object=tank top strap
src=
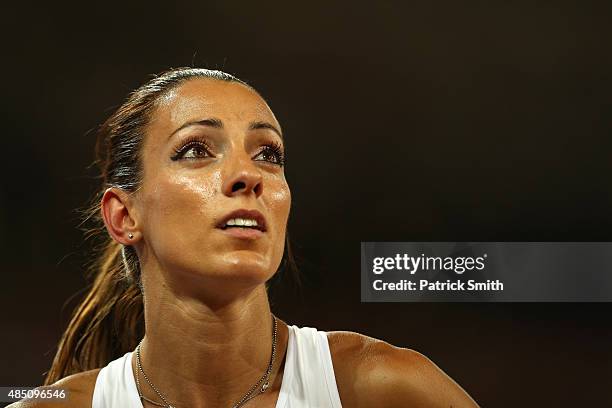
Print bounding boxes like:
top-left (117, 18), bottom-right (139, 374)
top-left (92, 351), bottom-right (143, 408)
top-left (279, 325), bottom-right (343, 408)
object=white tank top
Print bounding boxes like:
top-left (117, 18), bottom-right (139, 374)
top-left (92, 325), bottom-right (343, 407)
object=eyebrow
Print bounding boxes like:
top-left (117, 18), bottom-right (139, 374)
top-left (249, 121), bottom-right (283, 139)
top-left (168, 117), bottom-right (283, 139)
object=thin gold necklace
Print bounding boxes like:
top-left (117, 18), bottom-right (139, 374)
top-left (135, 314), bottom-right (278, 408)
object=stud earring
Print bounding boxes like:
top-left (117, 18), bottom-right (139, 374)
top-left (128, 233), bottom-right (134, 239)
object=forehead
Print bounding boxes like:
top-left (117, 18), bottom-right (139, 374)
top-left (150, 78), bottom-right (279, 133)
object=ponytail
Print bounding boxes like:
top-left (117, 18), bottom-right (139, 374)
top-left (44, 238), bottom-right (144, 384)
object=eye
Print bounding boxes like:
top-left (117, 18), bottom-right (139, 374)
top-left (171, 138), bottom-right (213, 161)
top-left (253, 142), bottom-right (286, 166)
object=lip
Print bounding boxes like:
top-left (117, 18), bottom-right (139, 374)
top-left (218, 226), bottom-right (264, 240)
top-left (215, 208), bottom-right (267, 239)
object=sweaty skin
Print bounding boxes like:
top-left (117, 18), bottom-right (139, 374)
top-left (11, 79), bottom-right (479, 408)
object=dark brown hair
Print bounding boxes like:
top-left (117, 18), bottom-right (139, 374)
top-left (44, 67), bottom-right (298, 384)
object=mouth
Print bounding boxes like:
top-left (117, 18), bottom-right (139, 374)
top-left (215, 209), bottom-right (267, 233)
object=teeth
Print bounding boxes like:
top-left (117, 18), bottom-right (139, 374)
top-left (226, 218), bottom-right (259, 227)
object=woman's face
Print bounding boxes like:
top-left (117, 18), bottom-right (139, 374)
top-left (133, 78), bottom-right (291, 294)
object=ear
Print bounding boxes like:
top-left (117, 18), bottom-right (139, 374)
top-left (100, 187), bottom-right (140, 245)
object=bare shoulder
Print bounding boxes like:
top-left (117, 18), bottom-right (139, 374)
top-left (7, 369), bottom-right (101, 408)
top-left (327, 331), bottom-right (479, 408)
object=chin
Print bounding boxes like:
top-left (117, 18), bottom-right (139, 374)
top-left (216, 252), bottom-right (275, 282)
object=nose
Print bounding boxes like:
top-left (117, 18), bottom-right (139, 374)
top-left (221, 154), bottom-right (264, 198)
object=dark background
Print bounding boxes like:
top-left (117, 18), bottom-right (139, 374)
top-left (2, 1), bottom-right (611, 407)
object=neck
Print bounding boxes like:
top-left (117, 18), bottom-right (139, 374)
top-left (134, 281), bottom-right (287, 408)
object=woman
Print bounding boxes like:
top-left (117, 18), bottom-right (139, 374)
top-left (13, 68), bottom-right (479, 407)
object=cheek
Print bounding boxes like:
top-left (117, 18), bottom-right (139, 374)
top-left (142, 171), bottom-right (221, 252)
top-left (268, 180), bottom-right (291, 234)
top-left (153, 174), bottom-right (217, 213)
